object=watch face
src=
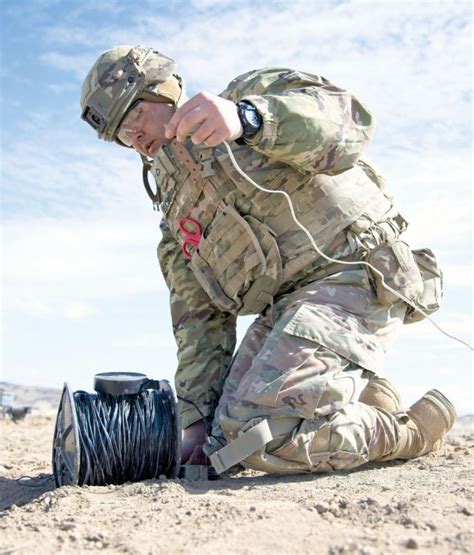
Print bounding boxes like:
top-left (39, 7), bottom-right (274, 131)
top-left (245, 105), bottom-right (261, 128)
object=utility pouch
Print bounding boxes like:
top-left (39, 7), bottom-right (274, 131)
top-left (403, 248), bottom-right (443, 324)
top-left (367, 240), bottom-right (423, 306)
top-left (190, 202), bottom-right (282, 316)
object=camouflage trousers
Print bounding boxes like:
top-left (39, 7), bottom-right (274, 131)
top-left (205, 268), bottom-right (407, 473)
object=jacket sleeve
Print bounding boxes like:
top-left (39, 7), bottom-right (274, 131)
top-left (157, 220), bottom-right (237, 430)
top-left (221, 67), bottom-right (375, 175)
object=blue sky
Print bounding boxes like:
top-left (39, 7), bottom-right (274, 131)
top-left (1, 0), bottom-right (472, 413)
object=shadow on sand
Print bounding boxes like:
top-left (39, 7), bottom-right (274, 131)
top-left (0, 459), bottom-right (409, 510)
top-left (0, 474), bottom-right (56, 511)
top-left (176, 458), bottom-right (409, 495)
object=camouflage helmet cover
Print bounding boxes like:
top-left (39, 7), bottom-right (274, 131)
top-left (80, 45), bottom-right (182, 143)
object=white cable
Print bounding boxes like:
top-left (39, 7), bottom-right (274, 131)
top-left (222, 140), bottom-right (473, 352)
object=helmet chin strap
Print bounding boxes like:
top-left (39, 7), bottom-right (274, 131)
top-left (140, 153), bottom-right (161, 209)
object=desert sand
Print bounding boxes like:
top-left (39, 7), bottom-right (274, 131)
top-left (0, 382), bottom-right (472, 555)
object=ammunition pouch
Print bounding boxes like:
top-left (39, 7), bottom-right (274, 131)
top-left (404, 248), bottom-right (443, 324)
top-left (367, 241), bottom-right (442, 323)
top-left (190, 202), bottom-right (282, 315)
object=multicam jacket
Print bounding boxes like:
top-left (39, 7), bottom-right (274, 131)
top-left (154, 68), bottom-right (404, 428)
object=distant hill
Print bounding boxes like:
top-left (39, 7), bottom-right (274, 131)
top-left (0, 382), bottom-right (61, 411)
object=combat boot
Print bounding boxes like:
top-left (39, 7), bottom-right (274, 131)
top-left (359, 375), bottom-right (401, 413)
top-left (385, 389), bottom-right (457, 460)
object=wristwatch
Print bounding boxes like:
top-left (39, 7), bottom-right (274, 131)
top-left (235, 100), bottom-right (262, 143)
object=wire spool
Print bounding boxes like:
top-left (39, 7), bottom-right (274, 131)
top-left (52, 373), bottom-right (181, 487)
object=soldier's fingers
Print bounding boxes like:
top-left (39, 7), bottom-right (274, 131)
top-left (190, 118), bottom-right (218, 145)
top-left (174, 106), bottom-right (210, 142)
top-left (165, 93), bottom-right (210, 139)
top-left (202, 130), bottom-right (226, 148)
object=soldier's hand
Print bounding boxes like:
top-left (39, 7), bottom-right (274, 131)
top-left (181, 419), bottom-right (209, 464)
top-left (165, 92), bottom-right (243, 147)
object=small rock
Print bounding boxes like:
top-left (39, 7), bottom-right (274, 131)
top-left (315, 502), bottom-right (329, 514)
top-left (86, 534), bottom-right (103, 542)
top-left (59, 522), bottom-right (76, 531)
top-left (460, 507), bottom-right (472, 516)
top-left (249, 506), bottom-right (256, 512)
top-left (329, 542), bottom-right (373, 554)
top-left (405, 538), bottom-right (419, 549)
top-left (401, 515), bottom-right (417, 528)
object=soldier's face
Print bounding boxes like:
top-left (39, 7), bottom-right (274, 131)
top-left (117, 100), bottom-right (175, 157)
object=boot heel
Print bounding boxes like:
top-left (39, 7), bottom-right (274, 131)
top-left (408, 389), bottom-right (457, 443)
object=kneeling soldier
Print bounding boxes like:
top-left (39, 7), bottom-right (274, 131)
top-left (81, 45), bottom-right (456, 474)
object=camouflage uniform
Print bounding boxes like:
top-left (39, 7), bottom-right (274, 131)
top-left (156, 68), bottom-right (412, 472)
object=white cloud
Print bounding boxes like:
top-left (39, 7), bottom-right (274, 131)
top-left (114, 333), bottom-right (176, 350)
top-left (63, 302), bottom-right (97, 319)
top-left (3, 214), bottom-right (166, 317)
top-left (442, 264), bottom-right (473, 288)
top-left (40, 51), bottom-right (99, 80)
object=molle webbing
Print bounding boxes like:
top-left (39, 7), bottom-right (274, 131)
top-left (159, 141), bottom-right (233, 229)
top-left (154, 140), bottom-right (398, 315)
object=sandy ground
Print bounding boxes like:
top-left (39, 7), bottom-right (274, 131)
top-left (0, 382), bottom-right (472, 555)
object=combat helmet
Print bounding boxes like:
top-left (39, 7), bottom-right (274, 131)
top-left (81, 45), bottom-right (183, 146)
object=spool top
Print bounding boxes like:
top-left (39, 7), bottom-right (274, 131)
top-left (94, 372), bottom-right (149, 396)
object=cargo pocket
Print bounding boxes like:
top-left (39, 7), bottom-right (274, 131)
top-left (283, 303), bottom-right (385, 373)
top-left (190, 202), bottom-right (282, 315)
top-left (236, 303), bottom-right (373, 421)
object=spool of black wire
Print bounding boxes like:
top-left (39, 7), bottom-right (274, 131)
top-left (52, 373), bottom-right (181, 487)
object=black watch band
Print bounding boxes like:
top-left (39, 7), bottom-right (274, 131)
top-left (235, 100), bottom-right (262, 144)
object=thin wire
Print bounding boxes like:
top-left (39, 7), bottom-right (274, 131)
top-left (16, 473), bottom-right (58, 488)
top-left (222, 140), bottom-right (473, 352)
top-left (177, 395), bottom-right (226, 447)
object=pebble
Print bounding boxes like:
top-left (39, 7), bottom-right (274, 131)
top-left (405, 538), bottom-right (419, 549)
top-left (59, 522), bottom-right (76, 531)
top-left (315, 502), bottom-right (329, 514)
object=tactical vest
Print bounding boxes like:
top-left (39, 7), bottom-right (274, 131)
top-left (152, 140), bottom-right (395, 316)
